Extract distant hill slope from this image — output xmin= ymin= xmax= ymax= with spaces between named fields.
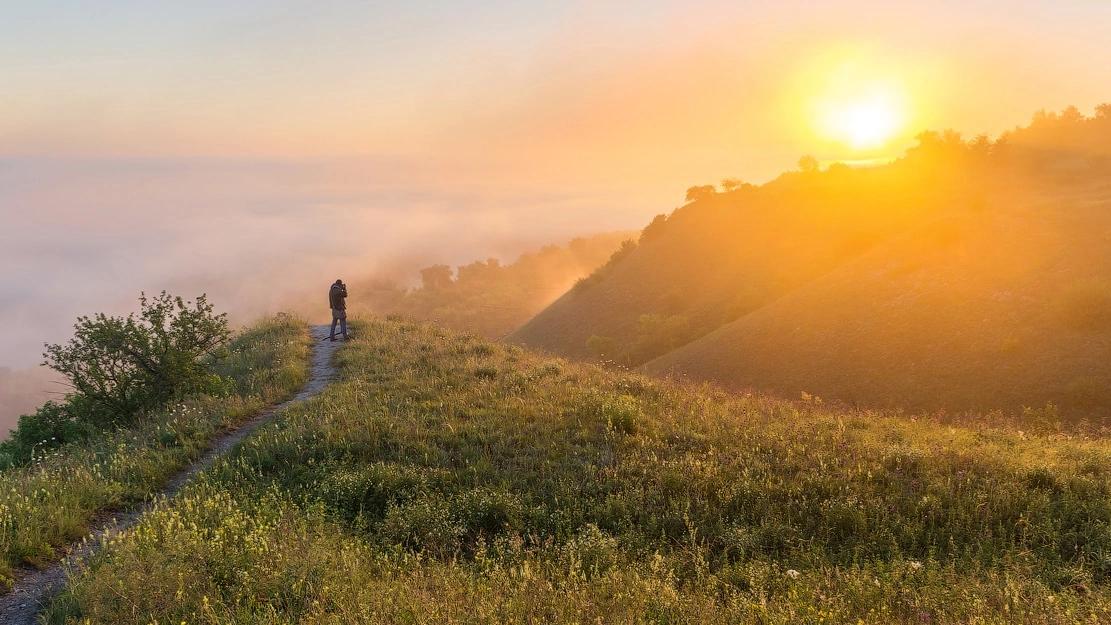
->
xmin=645 ymin=190 xmax=1111 ymax=415
xmin=511 ymin=167 xmax=947 ymax=362
xmin=513 ymin=105 xmax=1111 ymax=417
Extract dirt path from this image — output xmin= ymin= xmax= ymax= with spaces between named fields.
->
xmin=0 ymin=325 xmax=341 ymax=625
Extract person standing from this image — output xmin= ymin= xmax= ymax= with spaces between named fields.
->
xmin=329 ymin=279 xmax=348 ymax=341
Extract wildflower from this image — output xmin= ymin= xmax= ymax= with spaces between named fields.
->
xmin=786 ymin=569 xmax=800 ymax=579
xmin=908 ymin=560 xmax=923 ymax=572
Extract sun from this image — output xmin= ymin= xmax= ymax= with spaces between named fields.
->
xmin=816 ymin=86 xmax=905 ymax=149
xmin=812 ymin=81 xmax=908 ymax=150
xmin=794 ymin=48 xmax=913 ymax=151
xmin=825 ymin=92 xmax=902 ymax=149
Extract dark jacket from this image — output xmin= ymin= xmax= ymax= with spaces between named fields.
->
xmin=329 ymin=283 xmax=348 ymax=310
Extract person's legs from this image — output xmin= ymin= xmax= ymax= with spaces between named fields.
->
xmin=340 ymin=313 xmax=348 ymax=338
xmin=330 ymin=312 xmax=339 ymax=341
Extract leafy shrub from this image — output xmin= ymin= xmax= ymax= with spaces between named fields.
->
xmin=43 ymin=291 xmax=230 ymax=428
xmin=0 ymin=402 xmax=94 ymax=468
xmin=1 ymin=292 xmax=232 ymax=465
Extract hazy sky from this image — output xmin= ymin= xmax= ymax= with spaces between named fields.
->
xmin=1 ymin=0 xmax=1109 ymax=369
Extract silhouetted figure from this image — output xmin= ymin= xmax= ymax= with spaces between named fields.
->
xmin=329 ymin=279 xmax=348 ymax=341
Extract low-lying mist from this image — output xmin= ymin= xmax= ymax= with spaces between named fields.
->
xmin=0 ymin=367 xmax=63 ymax=435
xmin=0 ymin=155 xmax=650 ymax=430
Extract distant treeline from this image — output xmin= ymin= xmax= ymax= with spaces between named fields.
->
xmin=350 ymin=232 xmax=633 ymax=338
xmin=683 ymin=103 xmax=1111 ymax=206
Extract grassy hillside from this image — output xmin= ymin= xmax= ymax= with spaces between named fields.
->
xmin=46 ymin=318 xmax=1111 ymax=624
xmin=512 ymin=105 xmax=1111 ymax=417
xmin=646 ymin=190 xmax=1111 ymax=415
xmin=0 ymin=315 xmax=310 ymax=588
xmin=512 ymin=165 xmax=955 ymax=362
xmin=354 ymin=232 xmax=632 ymax=339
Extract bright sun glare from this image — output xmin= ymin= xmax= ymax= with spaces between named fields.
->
xmin=823 ymin=91 xmax=903 ymax=149
xmin=804 ymin=52 xmax=911 ymax=151
xmin=816 ymin=86 xmax=906 ymax=149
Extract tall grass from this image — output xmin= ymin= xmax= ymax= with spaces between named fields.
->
xmin=47 ymin=318 xmax=1111 ymax=623
xmin=0 ymin=315 xmax=310 ymax=588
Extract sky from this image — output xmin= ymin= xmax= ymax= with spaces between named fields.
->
xmin=1 ymin=0 xmax=1110 ymax=374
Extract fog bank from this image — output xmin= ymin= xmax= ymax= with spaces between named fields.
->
xmin=0 ymin=155 xmax=655 ymax=424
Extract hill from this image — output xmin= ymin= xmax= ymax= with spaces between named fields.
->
xmin=645 ymin=187 xmax=1111 ymax=414
xmin=353 ymin=231 xmax=632 ymax=338
xmin=512 ymin=165 xmax=955 ymax=363
xmin=44 ymin=318 xmax=1111 ymax=623
xmin=513 ymin=105 xmax=1111 ymax=417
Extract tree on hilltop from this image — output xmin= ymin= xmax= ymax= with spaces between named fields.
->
xmin=721 ymin=177 xmax=745 ymax=192
xmin=420 ymin=265 xmax=454 ymax=290
xmin=797 ymin=155 xmax=819 ymax=173
xmin=685 ymin=185 xmax=717 ymax=202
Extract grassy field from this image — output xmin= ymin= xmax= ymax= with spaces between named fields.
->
xmin=46 ymin=317 xmax=1111 ymax=624
xmin=0 ymin=315 xmax=310 ymax=589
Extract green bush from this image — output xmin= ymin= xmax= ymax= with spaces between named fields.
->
xmin=2 ymin=292 xmax=232 ymax=465
xmin=43 ymin=291 xmax=230 ymax=429
xmin=0 ymin=403 xmax=93 ymax=468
